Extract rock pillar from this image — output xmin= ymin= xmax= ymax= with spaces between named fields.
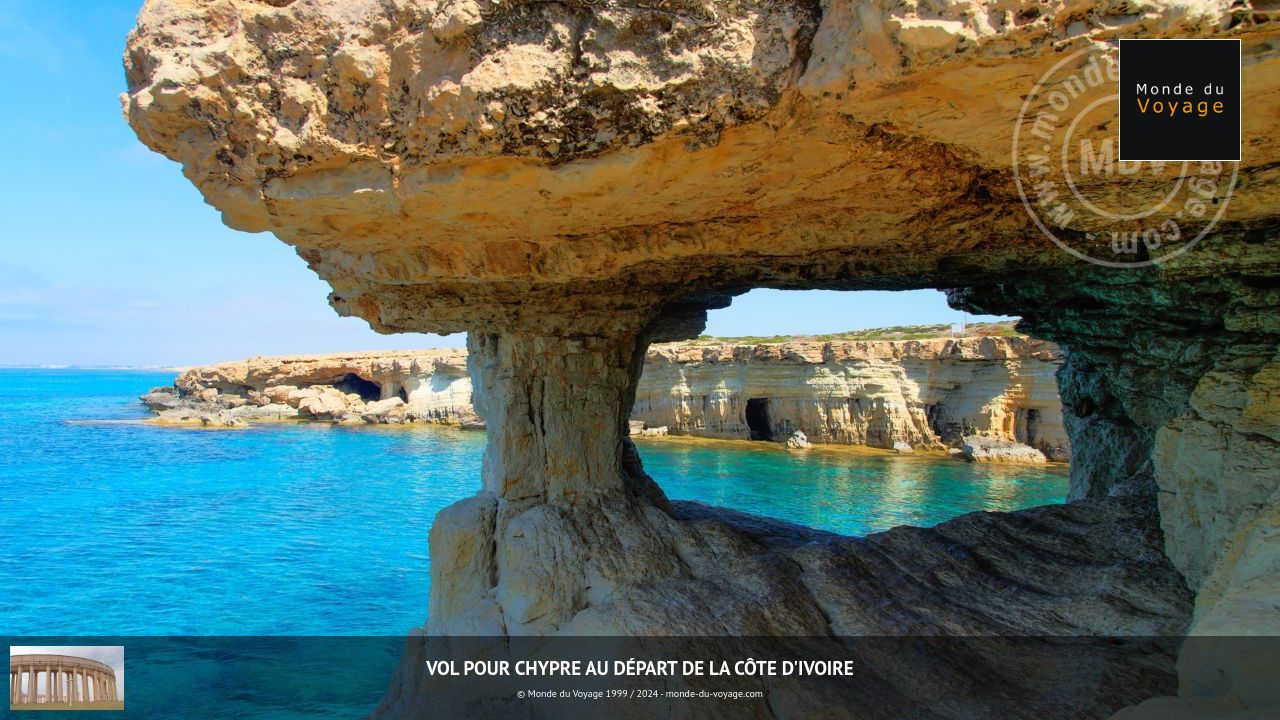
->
xmin=467 ymin=331 xmax=644 ymax=502
xmin=426 ymin=327 xmax=672 ymax=637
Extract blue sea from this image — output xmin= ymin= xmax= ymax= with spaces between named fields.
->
xmin=1 ymin=369 xmax=1068 ymax=717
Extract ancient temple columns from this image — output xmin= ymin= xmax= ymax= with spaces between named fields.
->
xmin=8 ymin=655 xmax=117 ymax=705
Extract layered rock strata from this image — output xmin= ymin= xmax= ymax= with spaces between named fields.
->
xmin=384 ymin=496 xmax=1191 ymax=718
xmin=146 ymin=336 xmax=1068 ymax=460
xmin=635 ymin=335 xmax=1068 ymax=458
xmin=123 ymin=1 xmax=1280 ymax=718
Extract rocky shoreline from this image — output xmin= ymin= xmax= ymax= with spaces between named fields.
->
xmin=121 ymin=0 xmax=1280 ymax=714
xmin=143 ymin=335 xmax=1067 ymax=463
xmin=141 ymin=349 xmax=480 ymax=429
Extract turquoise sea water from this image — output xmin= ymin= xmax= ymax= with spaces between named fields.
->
xmin=0 ymin=369 xmax=1069 ymax=638
xmin=1 ymin=369 xmax=1069 ymax=717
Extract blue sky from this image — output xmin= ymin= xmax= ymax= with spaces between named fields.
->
xmin=0 ymin=1 xmax=1009 ymax=367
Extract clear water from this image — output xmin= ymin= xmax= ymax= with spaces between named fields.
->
xmin=0 ymin=369 xmax=1069 ymax=637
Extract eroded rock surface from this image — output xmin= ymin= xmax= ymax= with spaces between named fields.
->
xmin=960 ymin=434 xmax=1049 ymax=463
xmin=122 ymin=0 xmax=1280 ymax=717
xmin=382 ymin=496 xmax=1193 ymax=719
xmin=952 ymin=265 xmax=1280 ymax=717
xmin=150 ymin=336 xmax=1067 ymax=460
xmin=636 ymin=335 xmax=1067 ymax=457
xmin=149 ymin=349 xmax=479 ymax=426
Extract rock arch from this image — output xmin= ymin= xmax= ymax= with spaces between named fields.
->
xmin=122 ymin=1 xmax=1280 ymax=717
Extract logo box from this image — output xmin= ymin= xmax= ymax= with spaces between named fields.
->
xmin=1119 ymin=38 xmax=1241 ymax=162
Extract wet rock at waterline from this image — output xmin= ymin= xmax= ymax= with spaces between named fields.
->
xmin=960 ymin=435 xmax=1049 ymax=464
xmin=784 ymin=430 xmax=812 ymax=449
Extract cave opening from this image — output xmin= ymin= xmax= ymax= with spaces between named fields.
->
xmin=745 ymin=398 xmax=773 ymax=440
xmin=118 ymin=15 xmax=1280 ymax=713
xmin=623 ymin=286 xmax=1082 ymax=543
xmin=334 ymin=373 xmax=382 ymax=402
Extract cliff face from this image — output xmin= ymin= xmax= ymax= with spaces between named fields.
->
xmin=154 ymin=350 xmax=477 ymax=425
xmin=635 ymin=336 xmax=1068 ymax=458
xmin=151 ymin=336 xmax=1068 ymax=459
xmin=122 ymin=0 xmax=1280 ymax=717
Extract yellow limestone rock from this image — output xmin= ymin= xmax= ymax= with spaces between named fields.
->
xmin=122 ymin=1 xmax=1280 ymax=716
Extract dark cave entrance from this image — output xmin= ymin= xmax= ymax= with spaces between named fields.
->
xmin=1026 ymin=408 xmax=1041 ymax=445
xmin=745 ymin=398 xmax=773 ymax=440
xmin=335 ymin=373 xmax=382 ymax=402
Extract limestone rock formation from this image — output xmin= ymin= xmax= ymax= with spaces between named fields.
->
xmin=784 ymin=430 xmax=812 ymax=449
xmin=960 ymin=435 xmax=1049 ymax=464
xmin=150 ymin=336 xmax=1067 ymax=463
xmin=123 ymin=1 xmax=1280 ymax=717
xmin=635 ymin=335 xmax=1068 ymax=457
xmin=149 ymin=350 xmax=478 ymax=427
xmin=394 ymin=496 xmax=1191 ymax=718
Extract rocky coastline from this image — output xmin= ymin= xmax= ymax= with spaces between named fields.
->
xmin=122 ymin=0 xmax=1280 ymax=715
xmin=142 ymin=349 xmax=479 ymax=428
xmin=143 ymin=334 xmax=1067 ymax=463
xmin=635 ymin=334 xmax=1067 ymax=461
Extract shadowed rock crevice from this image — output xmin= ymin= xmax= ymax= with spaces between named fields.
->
xmin=334 ymin=373 xmax=382 ymax=402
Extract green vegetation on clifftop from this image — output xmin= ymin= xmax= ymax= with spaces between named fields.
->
xmin=691 ymin=321 xmax=1022 ymax=345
